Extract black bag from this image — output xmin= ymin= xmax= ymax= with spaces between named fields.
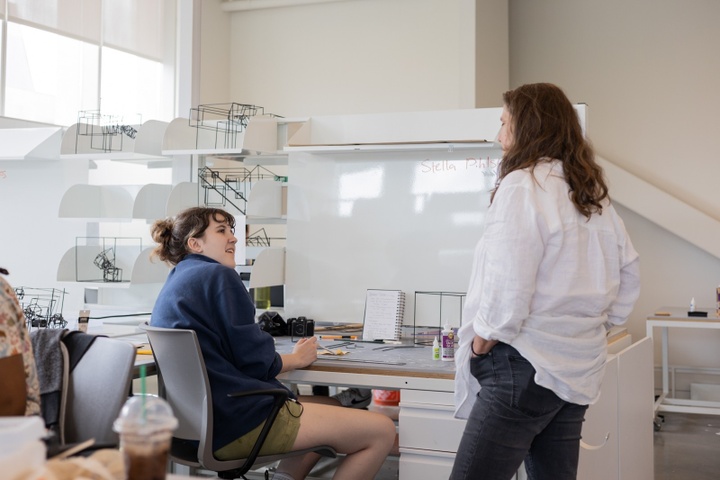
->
xmin=257 ymin=311 xmax=287 ymax=336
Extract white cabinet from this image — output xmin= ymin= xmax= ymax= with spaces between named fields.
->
xmin=616 ymin=337 xmax=654 ymax=480
xmin=579 ymin=337 xmax=654 ymax=480
xmin=398 ymin=390 xmax=464 ymax=480
xmin=578 ymin=356 xmax=620 ymax=479
xmin=396 ymin=337 xmax=653 ymax=480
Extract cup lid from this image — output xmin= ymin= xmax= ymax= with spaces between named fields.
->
xmin=113 ymin=396 xmax=178 ymax=434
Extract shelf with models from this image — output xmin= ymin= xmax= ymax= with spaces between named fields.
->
xmin=57 ymin=243 xmax=170 ymax=287
xmin=58 ymin=113 xmax=304 ymax=168
xmin=162 ymin=114 xmax=306 ymax=160
xmin=59 ymin=183 xmax=173 ymax=220
xmin=60 ymin=119 xmax=171 ymax=167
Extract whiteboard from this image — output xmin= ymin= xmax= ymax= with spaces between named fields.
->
xmin=285 ymin=146 xmax=502 ymax=327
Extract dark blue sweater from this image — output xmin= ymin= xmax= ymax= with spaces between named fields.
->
xmin=150 ymin=254 xmax=292 ymax=450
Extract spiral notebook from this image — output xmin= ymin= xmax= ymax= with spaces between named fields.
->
xmin=361 ymin=289 xmax=406 ymax=341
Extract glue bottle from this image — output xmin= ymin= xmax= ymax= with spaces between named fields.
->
xmin=441 ymin=324 xmax=455 ymax=361
xmin=432 ymin=336 xmax=440 ymax=360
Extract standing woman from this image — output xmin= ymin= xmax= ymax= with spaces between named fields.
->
xmin=150 ymin=207 xmax=395 ymax=480
xmin=451 ymin=83 xmax=640 ymax=480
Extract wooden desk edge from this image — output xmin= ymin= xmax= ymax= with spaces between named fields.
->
xmin=303 ymin=362 xmax=454 ymax=380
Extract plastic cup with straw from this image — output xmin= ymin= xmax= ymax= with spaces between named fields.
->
xmin=113 ymin=364 xmax=177 ymax=479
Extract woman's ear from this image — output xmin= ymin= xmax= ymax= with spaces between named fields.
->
xmin=187 ymin=237 xmax=203 ymax=253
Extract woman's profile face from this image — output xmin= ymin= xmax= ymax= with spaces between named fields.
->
xmin=189 ymin=217 xmax=238 ymax=268
xmin=498 ymin=106 xmax=514 ymax=152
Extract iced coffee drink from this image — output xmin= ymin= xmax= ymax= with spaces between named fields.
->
xmin=114 ymin=396 xmax=177 ymax=480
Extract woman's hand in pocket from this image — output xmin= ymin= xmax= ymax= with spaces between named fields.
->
xmin=471 ymin=336 xmax=498 ymax=357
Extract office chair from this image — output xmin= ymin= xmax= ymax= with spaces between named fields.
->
xmin=63 ymin=335 xmax=136 ymax=446
xmin=143 ymin=325 xmax=337 ymax=480
xmin=31 ymin=330 xmax=135 ymax=450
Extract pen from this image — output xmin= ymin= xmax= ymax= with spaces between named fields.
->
xmin=319 ymin=335 xmax=358 ymax=340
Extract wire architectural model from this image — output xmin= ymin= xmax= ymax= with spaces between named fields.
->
xmin=14 ymin=286 xmax=67 ymax=329
xmin=93 ymin=248 xmax=123 ymax=282
xmin=199 ymin=165 xmax=282 ymax=215
xmin=74 ymin=110 xmax=141 ymax=153
xmin=189 ymin=102 xmax=280 ymax=149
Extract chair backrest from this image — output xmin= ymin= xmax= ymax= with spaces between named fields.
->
xmin=63 ymin=336 xmax=135 ymax=445
xmin=143 ymin=325 xmax=223 ymax=470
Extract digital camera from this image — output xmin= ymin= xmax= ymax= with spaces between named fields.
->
xmin=288 ymin=316 xmax=315 ymax=341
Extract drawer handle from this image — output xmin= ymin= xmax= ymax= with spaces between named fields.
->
xmin=580 ymin=433 xmax=610 ymax=451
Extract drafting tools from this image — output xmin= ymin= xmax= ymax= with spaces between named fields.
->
xmin=316 ymin=357 xmax=406 ymax=366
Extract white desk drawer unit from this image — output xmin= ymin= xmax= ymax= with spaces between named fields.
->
xmin=398 ymin=448 xmax=457 ymax=480
xmin=398 ymin=389 xmax=464 ymax=480
xmin=399 ymin=390 xmax=465 ymax=452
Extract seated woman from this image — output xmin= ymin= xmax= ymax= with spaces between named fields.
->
xmin=0 ymin=268 xmax=41 ymax=417
xmin=150 ymin=207 xmax=396 ymax=480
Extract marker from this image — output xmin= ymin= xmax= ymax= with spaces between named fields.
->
xmin=319 ymin=335 xmax=358 ymax=340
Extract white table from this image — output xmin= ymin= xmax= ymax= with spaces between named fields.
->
xmin=647 ymin=307 xmax=720 ymax=415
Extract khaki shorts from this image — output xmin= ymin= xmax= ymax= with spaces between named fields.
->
xmin=214 ymin=400 xmax=303 ymax=460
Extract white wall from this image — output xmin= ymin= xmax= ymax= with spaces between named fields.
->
xmin=198 ymin=0 xmax=232 ymax=105
xmin=224 ymin=0 xmax=505 ymax=117
xmin=508 ymin=0 xmax=720 ymax=385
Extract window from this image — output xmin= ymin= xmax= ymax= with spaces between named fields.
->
xmin=100 ymin=47 xmax=166 ymax=124
xmin=3 ymin=0 xmax=175 ymax=126
xmin=5 ymin=22 xmax=98 ymax=126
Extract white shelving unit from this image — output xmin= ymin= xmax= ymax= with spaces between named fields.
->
xmin=60 ymin=119 xmax=172 ymax=168
xmin=57 ymin=245 xmax=170 ymax=286
xmin=54 ymin=114 xmax=300 ymax=299
xmin=0 ymin=127 xmax=62 ymax=161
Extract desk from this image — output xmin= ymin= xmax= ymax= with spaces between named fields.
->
xmin=276 ymin=339 xmax=458 ymax=479
xmin=277 ymin=335 xmax=653 ymax=480
xmin=647 ymin=307 xmax=720 ymax=415
xmin=277 ymin=340 xmax=454 ymax=391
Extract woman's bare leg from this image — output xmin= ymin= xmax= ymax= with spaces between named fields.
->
xmin=299 ymin=393 xmax=342 ymax=407
xmin=276 ymin=402 xmax=396 ymax=480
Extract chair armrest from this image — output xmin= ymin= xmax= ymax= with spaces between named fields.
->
xmin=225 ymin=388 xmax=293 ymax=473
xmin=227 ymin=388 xmax=290 ymax=401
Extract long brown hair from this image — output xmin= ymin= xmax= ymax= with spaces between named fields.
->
xmin=150 ymin=207 xmax=236 ymax=266
xmin=493 ymin=83 xmax=608 ymax=219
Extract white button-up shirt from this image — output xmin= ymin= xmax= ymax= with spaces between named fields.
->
xmin=454 ymin=160 xmax=640 ymax=419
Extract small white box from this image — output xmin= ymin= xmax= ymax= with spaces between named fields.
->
xmin=690 ymin=383 xmax=720 ymax=402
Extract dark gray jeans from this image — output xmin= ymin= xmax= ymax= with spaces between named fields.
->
xmin=450 ymin=343 xmax=588 ymax=480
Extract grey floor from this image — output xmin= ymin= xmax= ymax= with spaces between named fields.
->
xmin=245 ymin=411 xmax=719 ymax=479
xmin=654 ymin=412 xmax=720 ymax=480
